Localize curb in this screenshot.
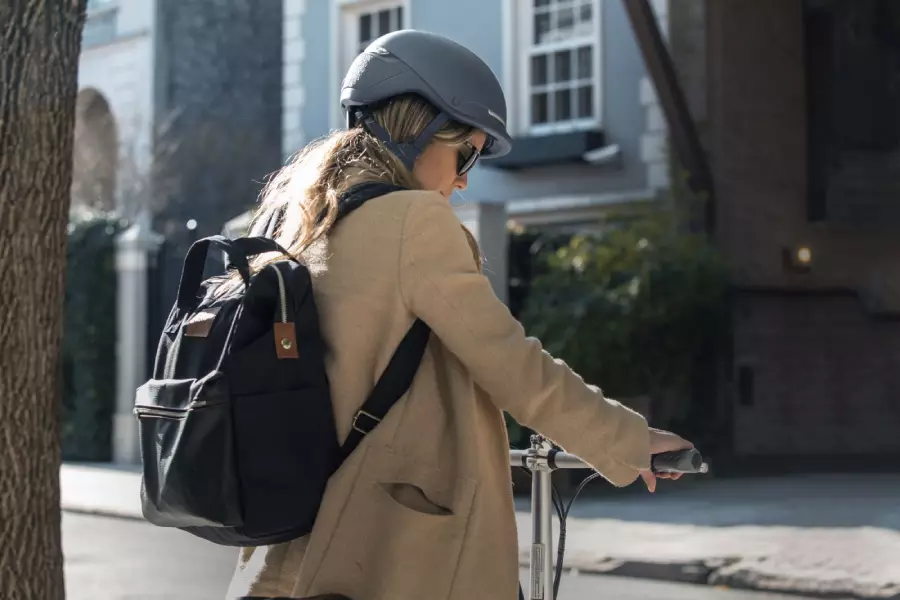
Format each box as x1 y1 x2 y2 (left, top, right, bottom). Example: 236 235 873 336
708 565 900 600
61 464 899 600
60 498 729 593
60 463 145 522
62 499 892 600
514 555 900 600
516 555 721 585
62 504 145 522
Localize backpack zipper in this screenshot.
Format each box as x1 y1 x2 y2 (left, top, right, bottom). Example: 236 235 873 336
134 406 187 419
269 264 288 323
164 318 186 380
134 399 220 420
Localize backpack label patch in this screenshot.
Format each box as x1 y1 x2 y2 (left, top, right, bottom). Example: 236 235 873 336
274 322 299 359
184 306 221 338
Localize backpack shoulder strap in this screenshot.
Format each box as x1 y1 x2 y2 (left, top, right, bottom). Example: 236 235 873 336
249 181 408 239
340 318 430 460
248 180 429 461
334 181 429 461
336 182 409 222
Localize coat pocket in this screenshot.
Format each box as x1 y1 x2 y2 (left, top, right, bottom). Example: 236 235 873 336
309 444 477 600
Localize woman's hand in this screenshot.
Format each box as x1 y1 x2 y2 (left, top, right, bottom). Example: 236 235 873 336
639 428 694 493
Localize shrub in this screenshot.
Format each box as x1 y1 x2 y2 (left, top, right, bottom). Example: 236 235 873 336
519 180 732 440
61 208 126 461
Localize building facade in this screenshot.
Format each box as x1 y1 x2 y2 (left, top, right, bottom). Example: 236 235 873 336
74 0 157 214
283 0 671 225
669 0 900 461
267 0 674 303
78 0 900 463
75 0 285 361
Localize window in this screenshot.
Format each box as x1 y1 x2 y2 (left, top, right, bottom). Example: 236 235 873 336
341 2 406 73
516 0 601 135
333 1 407 127
354 5 404 54
805 0 900 224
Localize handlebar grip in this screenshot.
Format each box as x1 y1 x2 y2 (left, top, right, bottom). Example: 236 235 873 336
651 448 707 474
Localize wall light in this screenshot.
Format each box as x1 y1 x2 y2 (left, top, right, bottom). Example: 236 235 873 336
782 245 813 273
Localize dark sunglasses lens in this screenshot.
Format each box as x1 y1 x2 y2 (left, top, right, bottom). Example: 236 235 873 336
458 147 479 175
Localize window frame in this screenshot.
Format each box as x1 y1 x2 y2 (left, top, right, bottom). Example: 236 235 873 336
343 0 406 60
506 0 603 137
330 0 410 129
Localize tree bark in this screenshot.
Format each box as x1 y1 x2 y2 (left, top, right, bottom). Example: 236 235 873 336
0 2 87 599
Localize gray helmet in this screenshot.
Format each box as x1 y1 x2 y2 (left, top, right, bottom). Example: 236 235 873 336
340 29 512 170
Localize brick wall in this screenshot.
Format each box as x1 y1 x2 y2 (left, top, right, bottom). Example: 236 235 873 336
808 0 900 228
825 152 900 225
704 0 900 457
732 293 900 456
706 0 900 294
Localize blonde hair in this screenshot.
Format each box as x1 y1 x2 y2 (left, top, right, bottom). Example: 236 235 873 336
216 94 482 297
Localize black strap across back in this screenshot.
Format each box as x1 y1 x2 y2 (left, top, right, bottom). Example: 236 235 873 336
332 182 432 460
240 180 431 460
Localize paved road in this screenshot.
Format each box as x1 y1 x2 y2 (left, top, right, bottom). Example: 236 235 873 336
62 512 815 600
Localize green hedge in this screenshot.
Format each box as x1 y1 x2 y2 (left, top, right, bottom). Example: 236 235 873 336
61 210 126 461
505 226 574 448
517 183 732 447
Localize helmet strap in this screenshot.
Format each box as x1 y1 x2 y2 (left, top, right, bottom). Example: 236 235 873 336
356 109 450 172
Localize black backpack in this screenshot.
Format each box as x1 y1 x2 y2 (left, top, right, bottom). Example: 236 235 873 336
134 182 430 546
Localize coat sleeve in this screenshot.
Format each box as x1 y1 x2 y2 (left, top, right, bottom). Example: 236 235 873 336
398 195 650 487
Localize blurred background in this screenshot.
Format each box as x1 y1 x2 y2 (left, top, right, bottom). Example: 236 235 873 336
60 0 900 598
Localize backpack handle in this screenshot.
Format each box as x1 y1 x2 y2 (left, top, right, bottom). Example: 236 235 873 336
176 236 249 309
229 237 296 265
176 236 297 310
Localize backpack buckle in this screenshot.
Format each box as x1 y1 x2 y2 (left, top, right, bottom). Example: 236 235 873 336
351 410 381 434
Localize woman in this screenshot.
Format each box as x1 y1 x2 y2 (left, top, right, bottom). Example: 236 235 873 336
228 29 693 600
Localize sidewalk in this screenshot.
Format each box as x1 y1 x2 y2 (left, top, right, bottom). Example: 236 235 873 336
61 463 900 599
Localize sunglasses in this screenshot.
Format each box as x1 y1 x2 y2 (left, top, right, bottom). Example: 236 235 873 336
457 141 481 176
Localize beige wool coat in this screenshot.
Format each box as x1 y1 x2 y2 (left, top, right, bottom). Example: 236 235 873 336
226 189 651 600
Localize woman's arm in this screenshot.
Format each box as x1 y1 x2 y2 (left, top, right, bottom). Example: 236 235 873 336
398 194 650 487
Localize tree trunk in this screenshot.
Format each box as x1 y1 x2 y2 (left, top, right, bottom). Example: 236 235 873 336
0 2 87 599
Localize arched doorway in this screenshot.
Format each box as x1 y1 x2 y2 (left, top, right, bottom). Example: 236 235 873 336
72 88 118 212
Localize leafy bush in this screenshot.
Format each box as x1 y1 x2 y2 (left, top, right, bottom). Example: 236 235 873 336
61 208 126 461
506 226 574 448
520 181 732 438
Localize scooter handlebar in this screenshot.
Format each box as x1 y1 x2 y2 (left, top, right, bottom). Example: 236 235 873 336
650 448 709 474
510 447 708 474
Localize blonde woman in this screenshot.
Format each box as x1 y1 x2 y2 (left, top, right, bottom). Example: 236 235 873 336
228 29 693 600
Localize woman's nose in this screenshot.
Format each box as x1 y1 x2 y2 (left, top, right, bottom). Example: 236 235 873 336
453 173 468 191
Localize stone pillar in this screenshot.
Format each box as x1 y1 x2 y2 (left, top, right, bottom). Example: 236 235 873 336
113 210 164 464
453 202 509 305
